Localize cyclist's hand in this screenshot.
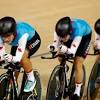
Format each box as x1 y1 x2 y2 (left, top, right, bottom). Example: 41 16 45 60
48 43 58 52
3 54 13 62
59 45 68 53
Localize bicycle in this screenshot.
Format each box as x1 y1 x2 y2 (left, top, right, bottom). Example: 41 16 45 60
41 52 86 100
0 61 42 100
87 50 100 100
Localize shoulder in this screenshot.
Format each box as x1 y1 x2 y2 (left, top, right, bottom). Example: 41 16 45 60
72 18 88 25
16 22 30 28
16 22 35 29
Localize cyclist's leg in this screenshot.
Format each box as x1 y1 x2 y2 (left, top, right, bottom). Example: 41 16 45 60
94 54 100 85
20 50 36 92
71 33 91 100
22 31 41 92
73 57 84 96
95 54 100 62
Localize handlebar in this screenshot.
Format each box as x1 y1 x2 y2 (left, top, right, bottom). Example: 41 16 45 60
0 60 21 71
41 51 74 63
88 49 100 56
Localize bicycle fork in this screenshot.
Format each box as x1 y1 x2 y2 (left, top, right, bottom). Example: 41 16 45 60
56 66 67 99
4 79 12 100
63 65 70 98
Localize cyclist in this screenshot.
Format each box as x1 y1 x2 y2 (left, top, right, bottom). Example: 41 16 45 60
48 16 92 100
93 18 100 82
0 16 41 92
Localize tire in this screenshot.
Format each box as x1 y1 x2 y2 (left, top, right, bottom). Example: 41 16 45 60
87 61 100 100
0 73 15 100
46 65 65 100
33 71 42 100
80 65 86 98
20 71 42 100
69 65 86 99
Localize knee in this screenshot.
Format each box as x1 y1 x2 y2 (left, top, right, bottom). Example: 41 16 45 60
20 56 29 65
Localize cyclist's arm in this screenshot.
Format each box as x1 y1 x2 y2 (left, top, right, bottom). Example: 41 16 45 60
52 32 61 48
67 36 82 56
12 33 29 62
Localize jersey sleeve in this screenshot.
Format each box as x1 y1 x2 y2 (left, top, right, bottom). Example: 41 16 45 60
12 33 29 62
52 31 61 48
67 36 82 55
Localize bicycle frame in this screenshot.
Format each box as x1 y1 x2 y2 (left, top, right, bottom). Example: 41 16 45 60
8 69 18 99
42 52 86 100
42 53 75 98
0 62 22 99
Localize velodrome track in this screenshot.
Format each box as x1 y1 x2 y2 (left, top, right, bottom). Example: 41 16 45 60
0 0 100 99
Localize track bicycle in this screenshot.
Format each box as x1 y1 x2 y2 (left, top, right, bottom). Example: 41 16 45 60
41 52 86 100
87 50 100 100
0 61 42 100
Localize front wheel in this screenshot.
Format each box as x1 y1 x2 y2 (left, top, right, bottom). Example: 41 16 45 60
46 65 65 100
0 73 15 100
87 61 100 100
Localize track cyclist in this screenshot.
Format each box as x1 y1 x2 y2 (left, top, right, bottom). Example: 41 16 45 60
0 16 41 92
48 16 92 100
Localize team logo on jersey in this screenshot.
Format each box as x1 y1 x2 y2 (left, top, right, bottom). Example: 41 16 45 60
29 39 40 49
84 41 91 57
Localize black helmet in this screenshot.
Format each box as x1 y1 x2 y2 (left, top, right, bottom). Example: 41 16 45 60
0 16 16 37
55 16 72 37
94 18 100 34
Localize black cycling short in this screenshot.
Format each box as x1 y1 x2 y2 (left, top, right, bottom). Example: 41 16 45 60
63 33 92 58
11 31 41 58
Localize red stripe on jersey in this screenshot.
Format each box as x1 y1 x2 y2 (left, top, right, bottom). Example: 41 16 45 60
96 38 99 40
72 44 76 47
54 40 57 42
18 48 22 52
0 47 3 50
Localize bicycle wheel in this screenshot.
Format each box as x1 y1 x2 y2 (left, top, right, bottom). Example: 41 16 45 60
87 61 100 100
0 73 15 100
69 65 86 99
46 65 65 100
20 71 42 100
33 71 42 100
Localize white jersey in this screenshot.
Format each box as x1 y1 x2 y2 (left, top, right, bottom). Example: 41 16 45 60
53 32 82 55
52 18 92 56
0 34 28 62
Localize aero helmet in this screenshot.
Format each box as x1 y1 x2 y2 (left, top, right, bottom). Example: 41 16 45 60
94 18 100 34
0 16 16 37
55 16 72 37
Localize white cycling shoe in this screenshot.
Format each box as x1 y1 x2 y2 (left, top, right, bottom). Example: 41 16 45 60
24 79 36 92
